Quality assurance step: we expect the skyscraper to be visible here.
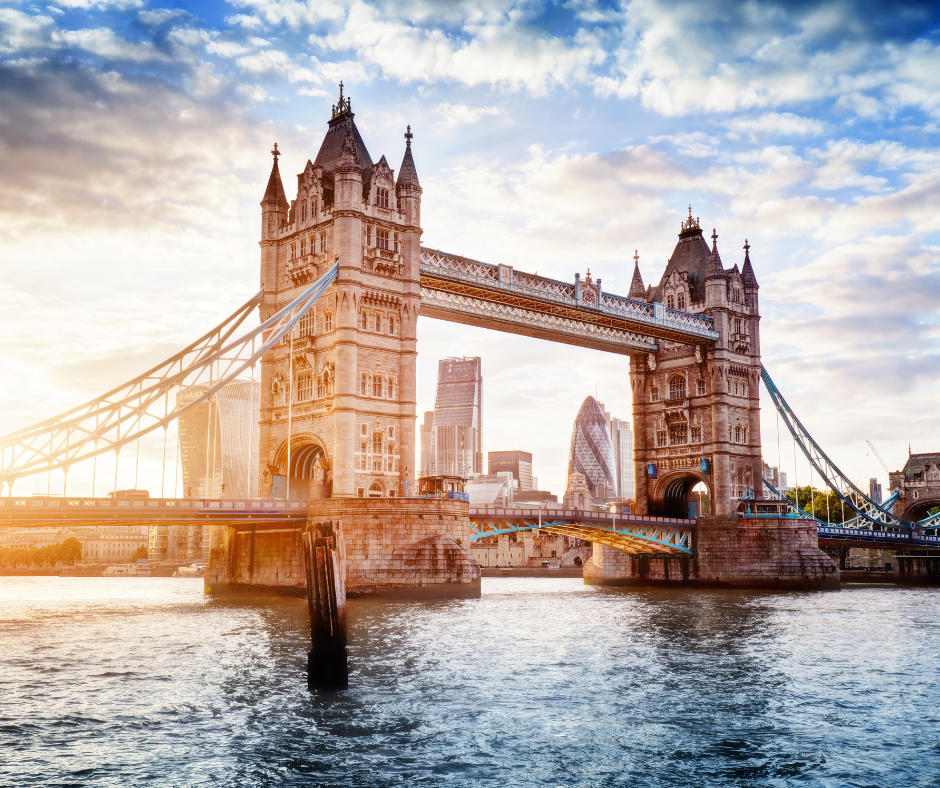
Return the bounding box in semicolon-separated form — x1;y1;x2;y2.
419;410;436;476
488;450;533;491
432;357;482;476
609;417;635;500
568;396;616;500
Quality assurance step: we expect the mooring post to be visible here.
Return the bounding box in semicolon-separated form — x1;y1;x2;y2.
302;520;348;690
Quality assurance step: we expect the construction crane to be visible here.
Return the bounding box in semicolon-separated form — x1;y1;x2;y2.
866;440;892;476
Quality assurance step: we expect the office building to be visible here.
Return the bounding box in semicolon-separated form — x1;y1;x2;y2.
431;357;482;476
419;411;435;477
609;417;635;500
488;450;533;491
567;396;617;501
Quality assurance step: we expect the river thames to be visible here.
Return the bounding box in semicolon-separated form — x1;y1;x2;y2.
2;576;939;786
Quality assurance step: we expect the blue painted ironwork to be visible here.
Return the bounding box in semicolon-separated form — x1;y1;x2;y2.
469;509;693;555
760;367;940;531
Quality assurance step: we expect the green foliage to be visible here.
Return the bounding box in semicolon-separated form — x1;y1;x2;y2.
784;486;854;523
134;545;148;560
0;536;84;569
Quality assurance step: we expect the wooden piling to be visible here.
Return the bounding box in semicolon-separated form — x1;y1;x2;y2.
301;520;348;690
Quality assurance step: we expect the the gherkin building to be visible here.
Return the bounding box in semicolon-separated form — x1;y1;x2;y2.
568;396;616;496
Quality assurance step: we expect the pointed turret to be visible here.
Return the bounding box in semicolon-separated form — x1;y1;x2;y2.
741;239;759;290
628;250;646;300
261;142;289;213
336;121;361;171
397;125;420;188
705;228;724;279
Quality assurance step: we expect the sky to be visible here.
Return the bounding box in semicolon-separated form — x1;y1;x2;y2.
1;0;939;498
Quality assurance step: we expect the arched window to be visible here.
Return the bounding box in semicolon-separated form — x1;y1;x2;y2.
360;373;368;395
667;294;675;309
677;293;686;310
372;376;383;397
310;198;316;218
365;225;371;247
696;379;706;396
360;311;368;330
388;316;395;335
377;229;389;250
323;312;333;332
295;371;312;402
377;188;389;209
301;202;307;222
668;374;686;400
734;425;742;443
387;377;395;399
368;481;383;498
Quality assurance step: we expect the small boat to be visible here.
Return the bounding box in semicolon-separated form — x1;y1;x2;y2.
173;563;206;578
103;564;151;577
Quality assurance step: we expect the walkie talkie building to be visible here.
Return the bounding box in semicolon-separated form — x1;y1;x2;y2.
568;396;617;500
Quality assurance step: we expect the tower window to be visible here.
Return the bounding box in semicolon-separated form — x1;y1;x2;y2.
650;387;660;403
677;293;686;310
301;202;307;222
734;318;742;334
732;288;741;303
377;188;389;208
295;371;312;403
323;312;332;332
691;426;702;443
361;423;368;436
394;233;399;253
377;229;389;250
668;375;686;400
320;232;327;252
696;379;706;396
669;423;688;445
734;425;742;443
372;376;383;397
656;430;667;448
360;311;368;330
667;295;675;309
388;316;395;335
373;434;383;455
366;226;371;247
388;426;395;439
387;378;395;399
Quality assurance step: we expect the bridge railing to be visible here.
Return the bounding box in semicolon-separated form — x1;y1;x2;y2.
469;508;692;527
420;250;717;340
0;497;308;515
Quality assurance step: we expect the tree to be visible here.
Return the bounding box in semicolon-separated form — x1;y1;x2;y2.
134;545;148;560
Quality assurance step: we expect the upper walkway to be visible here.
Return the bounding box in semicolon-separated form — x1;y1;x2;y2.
419;248;719;355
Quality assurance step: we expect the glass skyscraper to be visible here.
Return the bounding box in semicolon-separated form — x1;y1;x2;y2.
430;357;482;476
568;396;617;499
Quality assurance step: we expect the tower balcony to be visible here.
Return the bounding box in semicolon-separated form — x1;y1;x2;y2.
730;332;751;354
363;247;402;277
287;255;321;285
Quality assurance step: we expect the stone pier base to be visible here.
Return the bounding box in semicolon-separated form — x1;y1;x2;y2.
205;497;481;598
584;516;839;591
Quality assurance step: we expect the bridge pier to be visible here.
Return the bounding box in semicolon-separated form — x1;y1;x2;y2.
584;516;839;590
205;498;481;598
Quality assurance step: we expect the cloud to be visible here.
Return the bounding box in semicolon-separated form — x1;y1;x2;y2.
726;112;827;141
236;48;292;73
649;131;719;158
435;103;503;130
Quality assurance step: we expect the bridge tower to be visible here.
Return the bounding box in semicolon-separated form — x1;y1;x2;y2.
629;212;763;518
256;85;422;500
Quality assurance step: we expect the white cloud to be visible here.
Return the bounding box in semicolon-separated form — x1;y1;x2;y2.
139;8;183;25
727;112;827;141
55;27;168;62
237;48;292;73
237;83;270;101
435;103;503;130
206;40;252;57
226;14;265;30
649;131;719;158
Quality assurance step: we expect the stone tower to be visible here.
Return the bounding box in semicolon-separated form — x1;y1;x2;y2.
256;85;422;500
629;210;763;518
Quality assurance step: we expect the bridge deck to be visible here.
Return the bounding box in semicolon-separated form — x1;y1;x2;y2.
420;248;718;354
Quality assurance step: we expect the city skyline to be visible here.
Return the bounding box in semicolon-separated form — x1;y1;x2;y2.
0;1;937;502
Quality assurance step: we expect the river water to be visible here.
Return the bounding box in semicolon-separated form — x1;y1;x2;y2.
2;577;939;787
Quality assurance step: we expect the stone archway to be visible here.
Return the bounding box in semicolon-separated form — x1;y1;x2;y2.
275;437;330;500
899;498;940;522
652;472;710;519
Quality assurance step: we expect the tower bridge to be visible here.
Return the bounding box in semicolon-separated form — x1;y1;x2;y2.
3;85;936;595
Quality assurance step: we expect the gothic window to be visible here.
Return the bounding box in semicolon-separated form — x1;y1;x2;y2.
394;233;399;253
668;375;686;400
366;226;372;246
372;376;383;397
361;374;368;395
360;456;366;471
732;288;741;303
373;311;382;331
669;423;688;445
387;378;394;399
377;188;389;208
311;198;316;217
656;430;667;448
299;310;315;336
734;318;742;334
677;293;686;310
301;202;307;222
295;371;312;402
388;426;395;439
691;426;702;443
388;316;395;335
696;379;706;396
372;457;382;472
734;425;742;443
290;243;296;259
320;232;327;252
667;295;675;309
301;238;306;256
360;311;368;330
650;387;660;403
361;423;368;437
377;229;389;250
323;312;333;332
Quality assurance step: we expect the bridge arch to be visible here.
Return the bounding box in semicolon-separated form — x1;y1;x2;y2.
898;498;940;522
274;434;330;499
651;471;710;519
